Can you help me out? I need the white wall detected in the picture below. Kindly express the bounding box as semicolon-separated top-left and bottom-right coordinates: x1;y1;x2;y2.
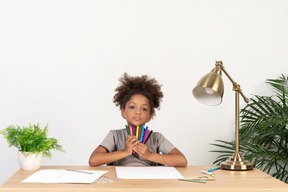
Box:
1;0;288;185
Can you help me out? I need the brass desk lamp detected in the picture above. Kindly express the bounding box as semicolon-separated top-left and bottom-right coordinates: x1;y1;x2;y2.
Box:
193;61;254;170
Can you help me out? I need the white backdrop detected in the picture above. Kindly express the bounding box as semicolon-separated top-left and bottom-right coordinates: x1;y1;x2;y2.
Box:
1;0;288;185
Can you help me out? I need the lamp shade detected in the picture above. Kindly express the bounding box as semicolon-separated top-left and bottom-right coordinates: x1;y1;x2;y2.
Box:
192;66;224;106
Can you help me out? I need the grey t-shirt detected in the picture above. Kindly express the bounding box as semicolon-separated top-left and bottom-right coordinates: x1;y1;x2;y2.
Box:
100;128;175;166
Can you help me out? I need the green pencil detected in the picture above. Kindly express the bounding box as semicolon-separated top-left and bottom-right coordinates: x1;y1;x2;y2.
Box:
125;125;130;135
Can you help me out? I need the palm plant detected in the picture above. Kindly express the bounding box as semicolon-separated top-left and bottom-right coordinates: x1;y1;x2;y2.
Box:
211;74;288;183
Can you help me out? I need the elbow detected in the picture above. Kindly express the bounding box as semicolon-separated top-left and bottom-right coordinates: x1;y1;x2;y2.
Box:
89;156;105;167
88;159;94;167
183;158;188;167
171;156;187;167
89;156;98;167
176;156;187;167
179;157;188;167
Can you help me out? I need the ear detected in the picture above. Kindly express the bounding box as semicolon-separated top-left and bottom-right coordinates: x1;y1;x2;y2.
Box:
121;109;126;119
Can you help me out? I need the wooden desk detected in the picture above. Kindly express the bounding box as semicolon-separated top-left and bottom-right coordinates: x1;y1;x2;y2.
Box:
0;166;287;192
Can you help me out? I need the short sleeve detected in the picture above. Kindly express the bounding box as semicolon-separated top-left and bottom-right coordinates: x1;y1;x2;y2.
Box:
100;130;116;152
152;132;175;154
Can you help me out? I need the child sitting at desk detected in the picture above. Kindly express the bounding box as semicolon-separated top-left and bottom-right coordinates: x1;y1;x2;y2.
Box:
89;73;187;167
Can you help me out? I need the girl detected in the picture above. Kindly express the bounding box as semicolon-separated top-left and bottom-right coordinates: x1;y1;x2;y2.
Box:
89;73;187;167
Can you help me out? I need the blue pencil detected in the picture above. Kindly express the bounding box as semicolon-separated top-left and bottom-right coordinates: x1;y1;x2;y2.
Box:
140;125;145;143
208;167;220;172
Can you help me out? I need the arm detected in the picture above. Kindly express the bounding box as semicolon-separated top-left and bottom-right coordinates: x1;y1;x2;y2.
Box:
89;135;138;167
133;144;187;167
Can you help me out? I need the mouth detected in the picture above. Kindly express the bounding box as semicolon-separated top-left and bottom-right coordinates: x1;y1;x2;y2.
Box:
133;117;141;121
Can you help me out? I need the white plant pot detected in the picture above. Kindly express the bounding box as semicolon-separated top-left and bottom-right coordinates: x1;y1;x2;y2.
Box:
18;151;43;170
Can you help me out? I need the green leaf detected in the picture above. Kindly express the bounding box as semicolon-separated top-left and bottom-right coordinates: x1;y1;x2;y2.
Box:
0;123;65;159
211;74;288;183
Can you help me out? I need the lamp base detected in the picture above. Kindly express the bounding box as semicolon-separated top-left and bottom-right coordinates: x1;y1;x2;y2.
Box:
220;153;254;171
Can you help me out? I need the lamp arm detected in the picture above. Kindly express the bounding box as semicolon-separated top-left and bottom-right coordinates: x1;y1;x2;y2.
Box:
216;61;249;103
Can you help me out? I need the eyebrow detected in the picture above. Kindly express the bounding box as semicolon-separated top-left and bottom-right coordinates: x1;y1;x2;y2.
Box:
127;102;150;108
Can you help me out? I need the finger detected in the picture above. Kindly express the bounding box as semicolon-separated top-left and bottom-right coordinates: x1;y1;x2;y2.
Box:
135;142;145;149
133;143;144;152
133;147;141;154
132;140;140;147
127;135;136;141
127;136;137;143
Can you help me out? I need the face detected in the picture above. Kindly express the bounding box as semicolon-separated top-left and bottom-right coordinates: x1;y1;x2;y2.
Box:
121;94;152;127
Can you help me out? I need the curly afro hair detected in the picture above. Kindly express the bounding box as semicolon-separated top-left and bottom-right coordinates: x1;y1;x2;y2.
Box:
113;73;163;117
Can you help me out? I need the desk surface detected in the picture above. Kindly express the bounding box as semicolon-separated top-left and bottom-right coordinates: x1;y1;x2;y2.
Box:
0;166;287;192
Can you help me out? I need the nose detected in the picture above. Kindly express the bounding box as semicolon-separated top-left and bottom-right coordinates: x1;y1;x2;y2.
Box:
135;110;140;114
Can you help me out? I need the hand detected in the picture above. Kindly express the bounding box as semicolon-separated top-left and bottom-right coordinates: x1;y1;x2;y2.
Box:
133;143;151;159
124;135;138;155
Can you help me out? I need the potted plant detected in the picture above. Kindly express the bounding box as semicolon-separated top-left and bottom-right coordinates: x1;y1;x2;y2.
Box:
211;74;288;183
0;123;65;170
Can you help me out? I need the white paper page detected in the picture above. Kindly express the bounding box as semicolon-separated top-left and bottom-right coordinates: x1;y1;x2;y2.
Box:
116;167;184;179
21;169;108;183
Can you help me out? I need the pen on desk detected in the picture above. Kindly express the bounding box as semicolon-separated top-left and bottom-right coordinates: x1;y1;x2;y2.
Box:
179;179;206;184
201;170;215;177
208;167;220;172
66;169;93;175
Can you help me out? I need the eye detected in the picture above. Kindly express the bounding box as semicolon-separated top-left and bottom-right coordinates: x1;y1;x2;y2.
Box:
142;108;148;112
129;106;135;109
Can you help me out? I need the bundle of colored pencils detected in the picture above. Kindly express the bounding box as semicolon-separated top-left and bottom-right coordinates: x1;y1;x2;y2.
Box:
125;125;152;144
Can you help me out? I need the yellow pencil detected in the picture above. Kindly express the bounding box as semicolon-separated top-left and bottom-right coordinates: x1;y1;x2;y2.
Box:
136;126;139;139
